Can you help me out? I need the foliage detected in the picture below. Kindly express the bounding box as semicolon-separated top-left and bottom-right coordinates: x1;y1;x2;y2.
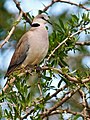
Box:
0;0;90;120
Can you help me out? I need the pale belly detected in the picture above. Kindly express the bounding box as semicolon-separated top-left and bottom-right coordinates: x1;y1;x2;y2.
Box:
22;41;49;66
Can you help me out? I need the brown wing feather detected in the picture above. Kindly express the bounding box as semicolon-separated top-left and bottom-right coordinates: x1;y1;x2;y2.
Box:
5;35;30;78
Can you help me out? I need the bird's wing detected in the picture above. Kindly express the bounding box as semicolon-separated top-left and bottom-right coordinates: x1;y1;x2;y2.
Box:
5;34;30;77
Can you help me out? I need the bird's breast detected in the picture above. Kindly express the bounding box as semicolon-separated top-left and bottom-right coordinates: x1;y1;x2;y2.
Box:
22;27;49;66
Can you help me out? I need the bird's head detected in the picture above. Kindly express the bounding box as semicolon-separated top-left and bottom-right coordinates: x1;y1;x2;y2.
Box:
32;14;49;25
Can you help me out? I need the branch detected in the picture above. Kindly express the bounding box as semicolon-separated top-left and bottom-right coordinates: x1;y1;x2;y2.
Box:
0;0;32;48
49;84;67;99
2;65;90;94
82;77;90;83
21;84;67;119
13;0;32;25
54;0;90;11
0;11;23;48
42;108;89;119
79;89;90;119
21;107;35;120
2;77;16;92
76;41;90;45
42;66;90;83
38;81;43;97
43;0;90;12
41;85;80;119
47;26;90;61
1;72;25;94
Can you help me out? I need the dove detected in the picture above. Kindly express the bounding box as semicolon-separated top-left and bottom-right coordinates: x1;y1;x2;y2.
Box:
4;14;49;78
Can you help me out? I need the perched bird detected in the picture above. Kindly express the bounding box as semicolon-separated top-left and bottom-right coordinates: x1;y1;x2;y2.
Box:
4;14;49;78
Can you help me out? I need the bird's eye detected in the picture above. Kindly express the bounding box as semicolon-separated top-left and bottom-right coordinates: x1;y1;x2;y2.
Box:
41;17;45;19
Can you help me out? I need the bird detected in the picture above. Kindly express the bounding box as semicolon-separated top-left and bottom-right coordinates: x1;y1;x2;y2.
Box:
4;14;49;78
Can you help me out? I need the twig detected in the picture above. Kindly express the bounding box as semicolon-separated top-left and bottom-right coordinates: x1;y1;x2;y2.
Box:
42;66;90;84
79;90;87;120
54;0;90;11
47;26;90;61
21;84;67;119
38;81;43;96
13;0;32;25
41;85;80;119
76;41;90;45
2;77;16;92
82;77;90;83
21;107;35;120
41;108;89;118
0;0;32;48
43;0;90;12
2;65;90;94
1;72;25;94
0;11;23;48
49;84;67;99
43;0;55;12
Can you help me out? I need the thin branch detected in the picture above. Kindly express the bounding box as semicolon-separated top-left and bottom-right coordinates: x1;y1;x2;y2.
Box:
0;0;32;48
2;77;16;92
49;84;67;99
1;72;25;94
43;0;55;12
76;41;90;45
42;66;90;84
43;0;90;12
79;90;87;120
38;81;43;96
41;109;89;118
54;0;90;11
47;26;90;61
21;85;67;119
21;107;35;120
2;65;90;94
0;11;23;48
41;86;80;119
82;77;90;83
13;0;32;25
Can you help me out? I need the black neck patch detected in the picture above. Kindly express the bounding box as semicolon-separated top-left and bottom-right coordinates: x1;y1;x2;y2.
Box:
31;23;40;27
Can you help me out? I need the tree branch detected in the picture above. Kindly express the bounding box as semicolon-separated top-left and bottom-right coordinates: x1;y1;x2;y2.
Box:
13;0;32;25
0;11;23;48
54;0;90;11
20;85;67;119
42;66;90;83
47;26;90;61
41;108;89;119
43;0;90;12
41;85;80;119
76;41;90;45
38;81;43;97
49;84;67;99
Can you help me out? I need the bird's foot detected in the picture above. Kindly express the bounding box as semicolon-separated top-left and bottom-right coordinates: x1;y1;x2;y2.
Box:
35;66;42;73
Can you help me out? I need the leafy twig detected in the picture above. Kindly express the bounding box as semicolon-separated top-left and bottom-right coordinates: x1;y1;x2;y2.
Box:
47;26;90;61
42;66;90;83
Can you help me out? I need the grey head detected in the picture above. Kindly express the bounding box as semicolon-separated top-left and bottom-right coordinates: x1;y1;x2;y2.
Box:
32;14;49;24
